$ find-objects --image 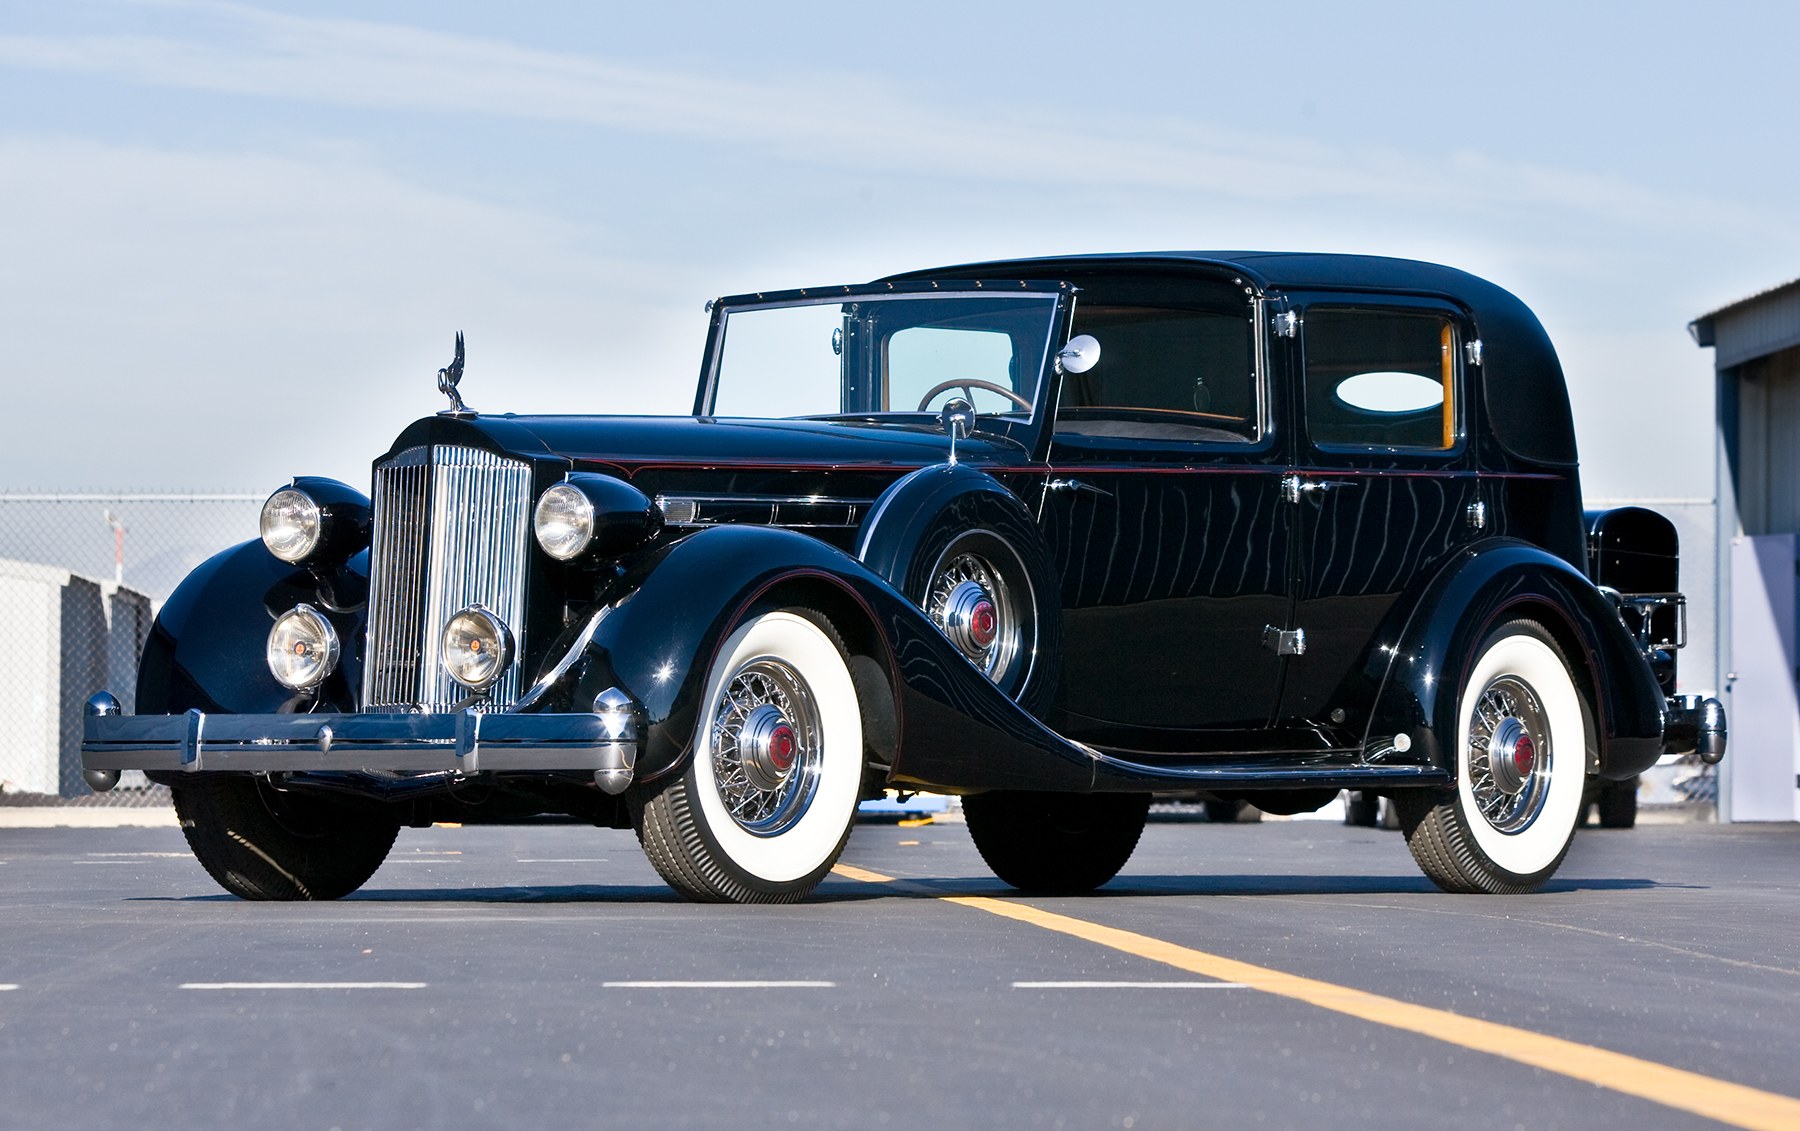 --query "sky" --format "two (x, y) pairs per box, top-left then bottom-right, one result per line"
(3, 0), (1798, 502)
